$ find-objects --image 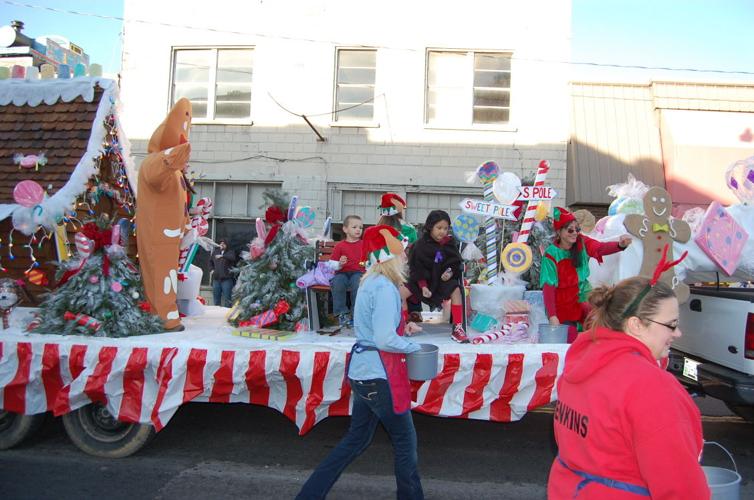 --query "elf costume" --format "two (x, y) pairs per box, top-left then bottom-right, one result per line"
(378, 193), (418, 244)
(540, 207), (626, 340)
